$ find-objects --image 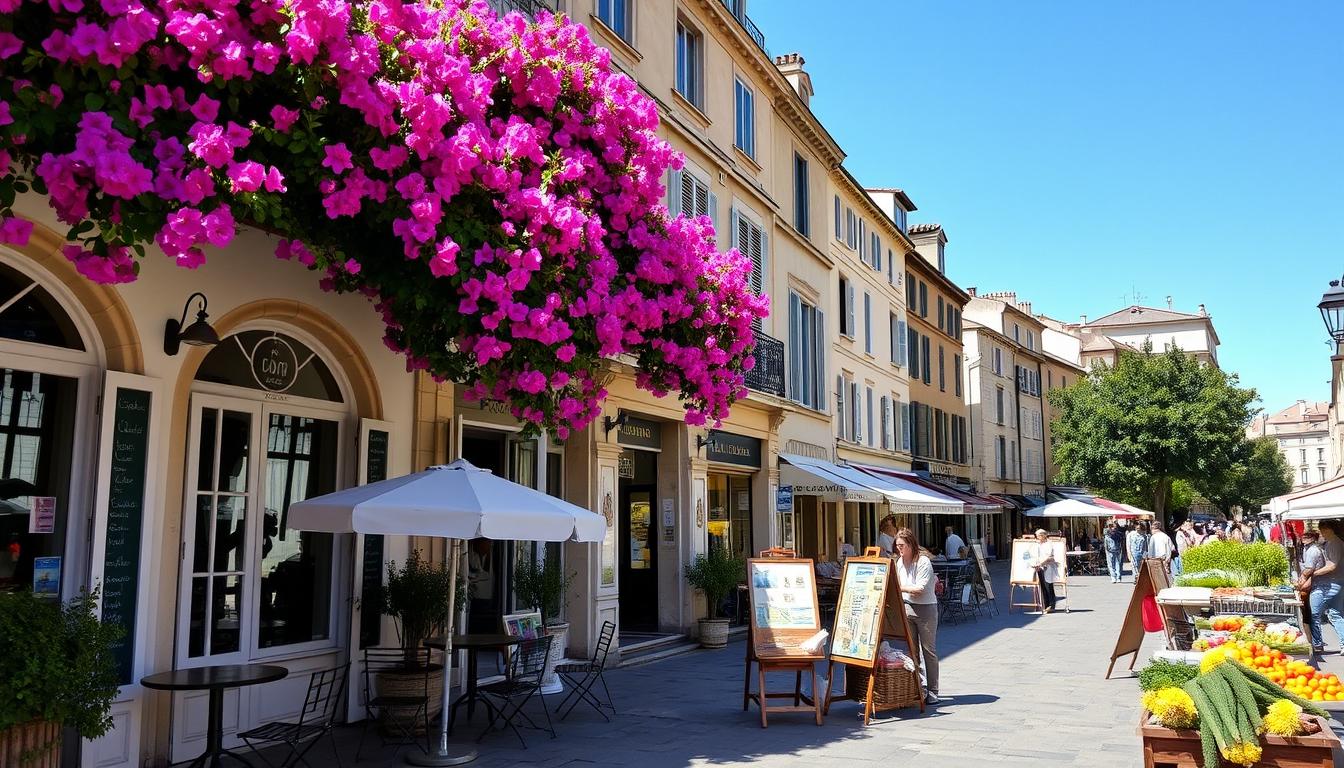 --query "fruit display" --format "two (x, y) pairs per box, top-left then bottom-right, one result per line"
(1138, 655), (1329, 768)
(1200, 615), (1253, 633)
(1194, 642), (1344, 701)
(1193, 616), (1312, 655)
